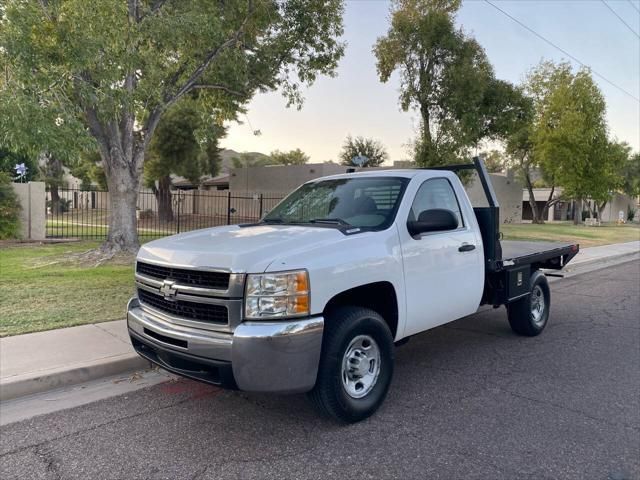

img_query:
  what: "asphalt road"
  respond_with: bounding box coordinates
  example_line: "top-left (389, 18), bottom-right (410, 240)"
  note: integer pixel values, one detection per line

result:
top-left (1, 261), bottom-right (638, 480)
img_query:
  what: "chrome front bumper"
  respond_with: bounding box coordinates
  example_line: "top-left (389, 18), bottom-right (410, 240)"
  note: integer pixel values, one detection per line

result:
top-left (127, 297), bottom-right (324, 394)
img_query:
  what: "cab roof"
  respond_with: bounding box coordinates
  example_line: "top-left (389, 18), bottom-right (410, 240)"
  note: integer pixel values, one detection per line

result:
top-left (306, 168), bottom-right (455, 183)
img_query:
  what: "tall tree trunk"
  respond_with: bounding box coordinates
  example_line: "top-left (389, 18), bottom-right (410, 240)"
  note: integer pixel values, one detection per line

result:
top-left (49, 185), bottom-right (61, 215)
top-left (155, 175), bottom-right (174, 223)
top-left (103, 150), bottom-right (143, 254)
top-left (86, 106), bottom-right (149, 254)
top-left (597, 200), bottom-right (608, 222)
top-left (44, 154), bottom-right (64, 214)
top-left (573, 198), bottom-right (583, 225)
top-left (540, 185), bottom-right (556, 222)
top-left (419, 104), bottom-right (434, 166)
top-left (523, 172), bottom-right (543, 224)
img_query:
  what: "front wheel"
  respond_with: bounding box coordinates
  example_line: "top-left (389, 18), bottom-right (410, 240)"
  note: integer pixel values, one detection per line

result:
top-left (308, 307), bottom-right (394, 423)
top-left (507, 270), bottom-right (550, 336)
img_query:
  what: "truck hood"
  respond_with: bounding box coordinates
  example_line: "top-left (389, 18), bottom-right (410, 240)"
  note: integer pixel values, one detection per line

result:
top-left (137, 224), bottom-right (345, 273)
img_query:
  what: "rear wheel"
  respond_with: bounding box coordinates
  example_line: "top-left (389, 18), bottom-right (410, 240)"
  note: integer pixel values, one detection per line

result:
top-left (308, 307), bottom-right (394, 423)
top-left (507, 270), bottom-right (550, 336)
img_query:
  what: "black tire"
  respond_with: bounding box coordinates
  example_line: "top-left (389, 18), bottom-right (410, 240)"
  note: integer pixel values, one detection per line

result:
top-left (308, 306), bottom-right (394, 423)
top-left (507, 270), bottom-right (550, 336)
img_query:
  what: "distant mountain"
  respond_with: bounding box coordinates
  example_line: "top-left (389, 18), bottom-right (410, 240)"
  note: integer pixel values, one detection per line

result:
top-left (219, 149), bottom-right (271, 173)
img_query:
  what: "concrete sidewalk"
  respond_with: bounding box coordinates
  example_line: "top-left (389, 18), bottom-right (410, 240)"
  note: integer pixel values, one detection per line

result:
top-left (566, 240), bottom-right (639, 267)
top-left (1, 240), bottom-right (638, 402)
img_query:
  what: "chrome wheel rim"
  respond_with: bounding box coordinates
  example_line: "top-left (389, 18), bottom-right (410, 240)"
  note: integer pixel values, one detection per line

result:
top-left (341, 335), bottom-right (381, 399)
top-left (530, 285), bottom-right (545, 325)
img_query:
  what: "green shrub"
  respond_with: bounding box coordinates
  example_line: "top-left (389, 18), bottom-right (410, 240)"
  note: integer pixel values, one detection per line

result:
top-left (628, 206), bottom-right (637, 222)
top-left (0, 172), bottom-right (21, 239)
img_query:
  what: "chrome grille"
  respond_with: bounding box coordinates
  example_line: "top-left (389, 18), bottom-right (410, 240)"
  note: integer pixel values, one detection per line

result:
top-left (136, 262), bottom-right (230, 290)
top-left (134, 261), bottom-right (244, 332)
top-left (137, 289), bottom-right (228, 324)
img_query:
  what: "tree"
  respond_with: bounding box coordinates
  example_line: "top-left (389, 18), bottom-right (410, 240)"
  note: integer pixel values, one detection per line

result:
top-left (587, 140), bottom-right (631, 219)
top-left (505, 61), bottom-right (618, 224)
top-left (339, 136), bottom-right (388, 167)
top-left (1, 0), bottom-right (345, 253)
top-left (503, 86), bottom-right (547, 223)
top-left (374, 0), bottom-right (525, 167)
top-left (270, 148), bottom-right (310, 165)
top-left (506, 62), bottom-right (578, 224)
top-left (144, 99), bottom-right (224, 222)
top-left (480, 149), bottom-right (506, 173)
top-left (620, 151), bottom-right (640, 199)
top-left (530, 63), bottom-right (611, 224)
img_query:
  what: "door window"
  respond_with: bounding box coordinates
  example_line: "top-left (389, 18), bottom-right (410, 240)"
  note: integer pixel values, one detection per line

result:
top-left (409, 178), bottom-right (464, 227)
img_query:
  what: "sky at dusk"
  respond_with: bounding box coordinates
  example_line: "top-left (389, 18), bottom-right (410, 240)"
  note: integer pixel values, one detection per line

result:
top-left (224, 0), bottom-right (640, 163)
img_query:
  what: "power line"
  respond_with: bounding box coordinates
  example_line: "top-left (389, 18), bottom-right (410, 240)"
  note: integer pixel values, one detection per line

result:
top-left (483, 0), bottom-right (640, 103)
top-left (628, 1), bottom-right (640, 15)
top-left (601, 0), bottom-right (640, 39)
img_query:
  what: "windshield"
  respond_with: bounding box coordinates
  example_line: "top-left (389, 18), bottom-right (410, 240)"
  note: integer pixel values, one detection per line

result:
top-left (263, 176), bottom-right (409, 230)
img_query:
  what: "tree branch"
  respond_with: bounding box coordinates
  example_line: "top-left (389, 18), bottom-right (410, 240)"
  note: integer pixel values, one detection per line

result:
top-left (128, 0), bottom-right (138, 22)
top-left (135, 0), bottom-right (169, 22)
top-left (38, 0), bottom-right (53, 22)
top-left (120, 72), bottom-right (136, 161)
top-left (162, 0), bottom-right (254, 106)
top-left (137, 2), bottom-right (255, 158)
top-left (166, 37), bottom-right (238, 103)
top-left (191, 84), bottom-right (246, 97)
top-left (546, 185), bottom-right (555, 205)
top-left (140, 106), bottom-right (165, 154)
top-left (150, 0), bottom-right (168, 13)
top-left (83, 106), bottom-right (111, 166)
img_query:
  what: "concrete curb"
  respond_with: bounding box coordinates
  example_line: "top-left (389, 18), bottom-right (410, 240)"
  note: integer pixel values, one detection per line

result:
top-left (0, 353), bottom-right (151, 402)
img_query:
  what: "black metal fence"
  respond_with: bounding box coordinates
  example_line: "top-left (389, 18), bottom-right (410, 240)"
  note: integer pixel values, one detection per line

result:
top-left (46, 187), bottom-right (285, 239)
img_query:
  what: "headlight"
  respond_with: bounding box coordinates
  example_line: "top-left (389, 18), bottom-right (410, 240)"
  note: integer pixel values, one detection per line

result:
top-left (244, 270), bottom-right (310, 319)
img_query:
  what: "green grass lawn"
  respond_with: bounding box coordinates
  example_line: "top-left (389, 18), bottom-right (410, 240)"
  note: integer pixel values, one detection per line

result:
top-left (46, 219), bottom-right (171, 238)
top-left (0, 242), bottom-right (135, 337)
top-left (501, 222), bottom-right (640, 248)
top-left (46, 220), bottom-right (110, 238)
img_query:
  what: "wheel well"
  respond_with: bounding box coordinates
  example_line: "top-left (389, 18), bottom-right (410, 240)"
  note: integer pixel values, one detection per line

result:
top-left (323, 282), bottom-right (399, 339)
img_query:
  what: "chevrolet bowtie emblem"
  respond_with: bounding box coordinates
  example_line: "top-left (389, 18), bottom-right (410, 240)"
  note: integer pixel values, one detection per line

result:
top-left (159, 280), bottom-right (178, 301)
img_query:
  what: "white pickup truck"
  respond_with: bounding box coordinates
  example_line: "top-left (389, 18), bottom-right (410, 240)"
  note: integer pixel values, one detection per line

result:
top-left (128, 158), bottom-right (579, 422)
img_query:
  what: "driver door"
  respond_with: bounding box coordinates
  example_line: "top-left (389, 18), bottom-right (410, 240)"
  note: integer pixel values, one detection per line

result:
top-left (400, 177), bottom-right (484, 337)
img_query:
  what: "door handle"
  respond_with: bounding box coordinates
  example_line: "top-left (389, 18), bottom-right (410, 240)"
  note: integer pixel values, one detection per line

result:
top-left (458, 243), bottom-right (476, 252)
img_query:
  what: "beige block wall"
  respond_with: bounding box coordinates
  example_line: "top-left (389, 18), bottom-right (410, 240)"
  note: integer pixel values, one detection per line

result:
top-left (464, 172), bottom-right (523, 224)
top-left (191, 191), bottom-right (284, 219)
top-left (11, 182), bottom-right (46, 240)
top-left (600, 193), bottom-right (638, 222)
top-left (229, 163), bottom-right (348, 194)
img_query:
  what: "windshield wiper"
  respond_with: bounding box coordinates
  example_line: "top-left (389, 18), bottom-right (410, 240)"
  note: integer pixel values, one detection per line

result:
top-left (261, 217), bottom-right (284, 224)
top-left (309, 218), bottom-right (352, 227)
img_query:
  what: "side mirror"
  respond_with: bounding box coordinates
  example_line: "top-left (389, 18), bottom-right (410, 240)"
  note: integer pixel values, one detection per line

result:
top-left (407, 209), bottom-right (458, 236)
